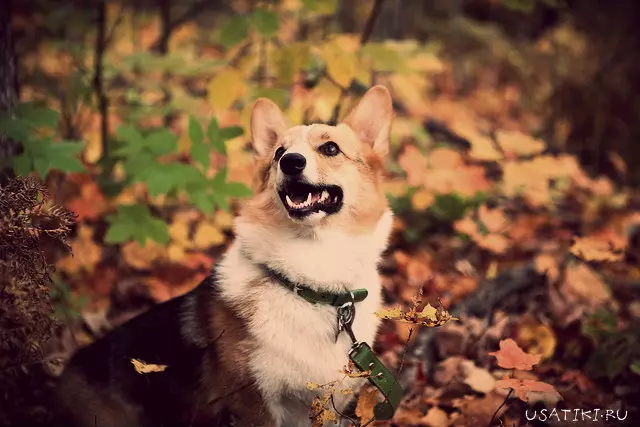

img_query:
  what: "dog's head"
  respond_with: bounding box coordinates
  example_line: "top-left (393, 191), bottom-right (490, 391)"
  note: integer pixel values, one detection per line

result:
top-left (241, 85), bottom-right (393, 234)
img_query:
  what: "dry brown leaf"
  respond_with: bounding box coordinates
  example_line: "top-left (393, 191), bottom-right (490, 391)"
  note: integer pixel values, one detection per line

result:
top-left (398, 145), bottom-right (428, 186)
top-left (495, 129), bottom-right (545, 158)
top-left (570, 236), bottom-right (624, 263)
top-left (460, 360), bottom-right (496, 394)
top-left (450, 121), bottom-right (502, 162)
top-left (495, 378), bottom-right (561, 404)
top-left (355, 386), bottom-right (378, 425)
top-left (130, 358), bottom-right (168, 374)
top-left (421, 406), bottom-right (450, 427)
top-left (561, 262), bottom-right (611, 307)
top-left (489, 338), bottom-right (541, 371)
top-left (122, 240), bottom-right (165, 270)
top-left (452, 392), bottom-right (507, 427)
top-left (193, 221), bottom-right (226, 249)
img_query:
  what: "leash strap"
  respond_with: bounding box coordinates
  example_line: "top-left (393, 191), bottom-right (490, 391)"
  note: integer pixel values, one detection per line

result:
top-left (338, 302), bottom-right (404, 421)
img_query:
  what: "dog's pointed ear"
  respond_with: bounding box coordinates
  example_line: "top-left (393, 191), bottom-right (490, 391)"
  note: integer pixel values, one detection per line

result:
top-left (250, 98), bottom-right (288, 157)
top-left (342, 85), bottom-right (393, 156)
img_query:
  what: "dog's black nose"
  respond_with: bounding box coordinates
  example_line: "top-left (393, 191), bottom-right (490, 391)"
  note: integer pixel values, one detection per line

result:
top-left (279, 153), bottom-right (306, 175)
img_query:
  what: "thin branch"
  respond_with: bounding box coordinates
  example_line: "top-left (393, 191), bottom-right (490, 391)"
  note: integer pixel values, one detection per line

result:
top-left (360, 0), bottom-right (385, 45)
top-left (396, 327), bottom-right (414, 377)
top-left (149, 0), bottom-right (217, 52)
top-left (92, 0), bottom-right (109, 158)
top-left (330, 394), bottom-right (360, 427)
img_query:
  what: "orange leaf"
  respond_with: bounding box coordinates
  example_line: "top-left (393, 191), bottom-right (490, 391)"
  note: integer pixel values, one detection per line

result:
top-left (398, 145), bottom-right (428, 186)
top-left (355, 386), bottom-right (378, 424)
top-left (489, 338), bottom-right (541, 371)
top-left (495, 378), bottom-right (561, 403)
top-left (570, 236), bottom-right (624, 263)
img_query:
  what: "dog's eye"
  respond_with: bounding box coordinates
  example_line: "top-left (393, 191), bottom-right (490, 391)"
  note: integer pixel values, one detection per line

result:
top-left (274, 146), bottom-right (285, 162)
top-left (318, 141), bottom-right (340, 157)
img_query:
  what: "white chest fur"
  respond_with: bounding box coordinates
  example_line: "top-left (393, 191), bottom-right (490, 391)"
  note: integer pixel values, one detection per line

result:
top-left (217, 211), bottom-right (393, 426)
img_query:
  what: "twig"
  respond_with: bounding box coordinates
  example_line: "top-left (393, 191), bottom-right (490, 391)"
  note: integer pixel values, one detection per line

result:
top-left (488, 370), bottom-right (515, 427)
top-left (360, 0), bottom-right (385, 45)
top-left (330, 394), bottom-right (360, 427)
top-left (149, 0), bottom-right (218, 52)
top-left (92, 0), bottom-right (109, 158)
top-left (396, 327), bottom-right (414, 377)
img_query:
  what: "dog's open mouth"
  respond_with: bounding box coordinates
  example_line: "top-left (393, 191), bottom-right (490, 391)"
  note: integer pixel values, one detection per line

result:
top-left (278, 181), bottom-right (343, 218)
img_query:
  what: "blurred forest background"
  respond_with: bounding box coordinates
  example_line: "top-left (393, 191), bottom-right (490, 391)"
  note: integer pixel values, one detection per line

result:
top-left (2, 0), bottom-right (640, 426)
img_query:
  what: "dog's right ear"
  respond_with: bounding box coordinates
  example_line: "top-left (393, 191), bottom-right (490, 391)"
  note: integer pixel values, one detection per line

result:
top-left (250, 98), bottom-right (288, 157)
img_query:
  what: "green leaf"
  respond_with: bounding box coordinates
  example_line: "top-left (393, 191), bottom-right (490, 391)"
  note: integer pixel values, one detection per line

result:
top-left (212, 167), bottom-right (227, 188)
top-left (19, 105), bottom-right (60, 128)
top-left (219, 126), bottom-right (244, 141)
top-left (630, 360), bottom-right (640, 376)
top-left (143, 216), bottom-right (171, 245)
top-left (220, 181), bottom-right (253, 198)
top-left (0, 117), bottom-right (30, 142)
top-left (11, 153), bottom-right (32, 176)
top-left (219, 16), bottom-right (249, 48)
top-left (104, 221), bottom-right (134, 243)
top-left (106, 203), bottom-right (169, 245)
top-left (191, 140), bottom-right (210, 171)
top-left (188, 115), bottom-right (204, 146)
top-left (116, 125), bottom-right (144, 145)
top-left (251, 8), bottom-right (279, 37)
top-left (207, 117), bottom-right (227, 155)
top-left (33, 157), bottom-right (49, 179)
top-left (144, 129), bottom-right (178, 156)
top-left (188, 184), bottom-right (216, 214)
top-left (212, 191), bottom-right (230, 211)
top-left (361, 44), bottom-right (407, 73)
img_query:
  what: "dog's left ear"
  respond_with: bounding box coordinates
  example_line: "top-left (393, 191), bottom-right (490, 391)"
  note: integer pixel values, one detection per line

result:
top-left (342, 85), bottom-right (393, 156)
top-left (251, 98), bottom-right (288, 157)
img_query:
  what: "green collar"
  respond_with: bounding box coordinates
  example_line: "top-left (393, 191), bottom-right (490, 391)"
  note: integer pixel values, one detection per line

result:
top-left (259, 264), bottom-right (368, 307)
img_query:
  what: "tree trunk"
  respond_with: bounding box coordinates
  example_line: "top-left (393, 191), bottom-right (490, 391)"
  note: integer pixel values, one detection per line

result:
top-left (0, 0), bottom-right (20, 180)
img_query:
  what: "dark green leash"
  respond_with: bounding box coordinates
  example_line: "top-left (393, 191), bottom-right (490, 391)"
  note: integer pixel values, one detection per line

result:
top-left (260, 264), bottom-right (404, 421)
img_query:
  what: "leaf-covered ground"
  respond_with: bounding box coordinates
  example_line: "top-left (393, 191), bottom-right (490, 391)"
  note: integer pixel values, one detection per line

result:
top-left (7, 0), bottom-right (640, 425)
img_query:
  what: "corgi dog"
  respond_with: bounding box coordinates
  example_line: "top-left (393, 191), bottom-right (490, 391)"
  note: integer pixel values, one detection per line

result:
top-left (55, 85), bottom-right (395, 427)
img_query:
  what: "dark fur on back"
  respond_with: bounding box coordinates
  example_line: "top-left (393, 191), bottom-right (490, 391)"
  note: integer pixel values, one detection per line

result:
top-left (54, 273), bottom-right (270, 427)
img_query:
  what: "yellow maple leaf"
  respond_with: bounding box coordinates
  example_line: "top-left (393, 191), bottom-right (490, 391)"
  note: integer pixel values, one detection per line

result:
top-left (321, 39), bottom-right (359, 87)
top-left (207, 68), bottom-right (245, 113)
top-left (193, 221), bottom-right (226, 249)
top-left (355, 386), bottom-right (379, 424)
top-left (451, 121), bottom-right (502, 162)
top-left (130, 358), bottom-right (168, 374)
top-left (496, 129), bottom-right (545, 158)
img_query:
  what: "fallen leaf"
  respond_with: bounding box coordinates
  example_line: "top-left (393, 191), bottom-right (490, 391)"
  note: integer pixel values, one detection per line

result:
top-left (451, 121), bottom-right (501, 162)
top-left (495, 129), bottom-right (545, 158)
top-left (560, 370), bottom-right (595, 393)
top-left (461, 360), bottom-right (496, 394)
top-left (433, 356), bottom-right (465, 386)
top-left (193, 221), bottom-right (226, 249)
top-left (57, 224), bottom-right (102, 274)
top-left (411, 188), bottom-right (435, 211)
top-left (130, 358), bottom-right (168, 374)
top-left (122, 240), bottom-right (165, 270)
top-left (421, 406), bottom-right (450, 427)
top-left (495, 378), bottom-right (561, 404)
top-left (570, 236), bottom-right (624, 263)
top-left (398, 145), bottom-right (428, 186)
top-left (66, 180), bottom-right (107, 221)
top-left (489, 338), bottom-right (541, 371)
top-left (452, 392), bottom-right (507, 427)
top-left (355, 386), bottom-right (378, 424)
top-left (561, 262), bottom-right (611, 307)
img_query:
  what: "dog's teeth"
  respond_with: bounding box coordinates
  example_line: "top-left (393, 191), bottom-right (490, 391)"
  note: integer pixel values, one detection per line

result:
top-left (306, 193), bottom-right (312, 204)
top-left (286, 195), bottom-right (295, 207)
top-left (320, 190), bottom-right (329, 201)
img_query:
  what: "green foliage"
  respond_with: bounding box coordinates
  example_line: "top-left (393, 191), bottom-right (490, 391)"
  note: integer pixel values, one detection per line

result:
top-left (111, 118), bottom-right (252, 216)
top-left (50, 279), bottom-right (88, 321)
top-left (582, 310), bottom-right (640, 381)
top-left (301, 0), bottom-right (338, 15)
top-left (0, 102), bottom-right (84, 178)
top-left (105, 203), bottom-right (170, 246)
top-left (219, 7), bottom-right (279, 48)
